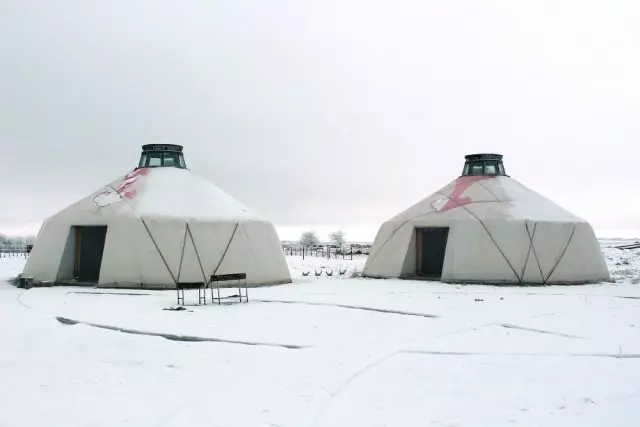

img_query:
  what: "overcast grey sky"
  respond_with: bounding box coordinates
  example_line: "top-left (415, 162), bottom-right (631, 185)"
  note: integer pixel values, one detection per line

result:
top-left (2, 0), bottom-right (639, 240)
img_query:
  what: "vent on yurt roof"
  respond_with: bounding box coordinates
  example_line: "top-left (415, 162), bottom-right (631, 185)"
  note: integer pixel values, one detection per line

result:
top-left (138, 144), bottom-right (187, 169)
top-left (461, 153), bottom-right (508, 177)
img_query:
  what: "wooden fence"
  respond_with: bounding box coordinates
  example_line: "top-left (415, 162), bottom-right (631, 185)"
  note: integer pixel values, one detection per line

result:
top-left (0, 245), bottom-right (31, 258)
top-left (282, 244), bottom-right (371, 260)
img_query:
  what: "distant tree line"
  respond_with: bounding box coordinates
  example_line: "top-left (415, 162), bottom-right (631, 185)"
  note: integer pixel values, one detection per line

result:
top-left (299, 231), bottom-right (320, 247)
top-left (298, 230), bottom-right (346, 248)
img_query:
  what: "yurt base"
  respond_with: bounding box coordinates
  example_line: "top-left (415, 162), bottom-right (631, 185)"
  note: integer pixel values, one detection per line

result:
top-left (50, 279), bottom-right (292, 290)
top-left (370, 275), bottom-right (605, 286)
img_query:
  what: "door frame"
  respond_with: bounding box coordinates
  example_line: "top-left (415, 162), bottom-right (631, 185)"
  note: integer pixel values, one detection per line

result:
top-left (74, 227), bottom-right (82, 279)
top-left (72, 225), bottom-right (108, 282)
top-left (415, 227), bottom-right (450, 278)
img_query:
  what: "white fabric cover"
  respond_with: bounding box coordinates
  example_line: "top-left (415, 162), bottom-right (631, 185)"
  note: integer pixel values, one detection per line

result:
top-left (363, 176), bottom-right (609, 284)
top-left (23, 167), bottom-right (291, 288)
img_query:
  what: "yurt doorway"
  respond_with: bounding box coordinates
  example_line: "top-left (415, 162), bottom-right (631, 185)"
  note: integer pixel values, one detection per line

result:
top-left (73, 226), bottom-right (107, 283)
top-left (416, 227), bottom-right (449, 278)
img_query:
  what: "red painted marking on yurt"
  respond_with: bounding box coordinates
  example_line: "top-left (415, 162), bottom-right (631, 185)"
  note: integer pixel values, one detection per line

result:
top-left (115, 168), bottom-right (149, 200)
top-left (439, 176), bottom-right (492, 212)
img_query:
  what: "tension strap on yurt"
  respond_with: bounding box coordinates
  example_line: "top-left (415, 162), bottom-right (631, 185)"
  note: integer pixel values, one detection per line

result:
top-left (176, 225), bottom-right (189, 283)
top-left (442, 192), bottom-right (521, 283)
top-left (524, 223), bottom-right (545, 283)
top-left (106, 183), bottom-right (179, 287)
top-left (543, 224), bottom-right (576, 285)
top-left (207, 222), bottom-right (239, 286)
top-left (139, 217), bottom-right (178, 286)
top-left (186, 223), bottom-right (208, 285)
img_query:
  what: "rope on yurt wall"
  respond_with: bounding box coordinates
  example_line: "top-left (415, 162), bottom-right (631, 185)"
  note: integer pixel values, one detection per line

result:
top-left (176, 225), bottom-right (189, 282)
top-left (460, 206), bottom-right (522, 283)
top-left (475, 181), bottom-right (502, 202)
top-left (365, 218), bottom-right (412, 268)
top-left (186, 223), bottom-right (208, 285)
top-left (543, 224), bottom-right (576, 285)
top-left (139, 218), bottom-right (178, 286)
top-left (207, 222), bottom-right (239, 285)
top-left (365, 208), bottom-right (445, 269)
top-left (520, 223), bottom-right (535, 280)
top-left (434, 190), bottom-right (522, 283)
top-left (105, 183), bottom-right (178, 287)
top-left (523, 222), bottom-right (545, 283)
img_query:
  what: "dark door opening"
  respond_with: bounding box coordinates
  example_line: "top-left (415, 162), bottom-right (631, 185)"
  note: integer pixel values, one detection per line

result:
top-left (74, 226), bottom-right (107, 282)
top-left (416, 227), bottom-right (449, 278)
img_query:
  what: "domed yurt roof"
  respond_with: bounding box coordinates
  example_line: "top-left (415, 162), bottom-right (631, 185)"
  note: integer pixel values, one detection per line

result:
top-left (363, 153), bottom-right (609, 284)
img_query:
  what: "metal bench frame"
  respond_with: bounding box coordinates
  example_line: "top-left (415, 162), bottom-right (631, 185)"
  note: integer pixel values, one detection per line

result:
top-left (176, 282), bottom-right (206, 306)
top-left (210, 273), bottom-right (248, 304)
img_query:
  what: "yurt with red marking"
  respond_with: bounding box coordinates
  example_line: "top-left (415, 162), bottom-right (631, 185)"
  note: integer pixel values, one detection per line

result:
top-left (363, 154), bottom-right (609, 284)
top-left (22, 144), bottom-right (291, 288)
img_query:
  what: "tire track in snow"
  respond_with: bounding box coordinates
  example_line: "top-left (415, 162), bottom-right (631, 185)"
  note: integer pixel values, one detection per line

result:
top-left (253, 299), bottom-right (440, 318)
top-left (56, 316), bottom-right (309, 349)
top-left (310, 348), bottom-right (640, 426)
top-left (498, 323), bottom-right (585, 339)
top-left (436, 322), bottom-right (584, 339)
top-left (311, 350), bottom-right (402, 427)
top-left (16, 289), bottom-right (31, 309)
top-left (67, 291), bottom-right (153, 296)
top-left (401, 350), bottom-right (640, 359)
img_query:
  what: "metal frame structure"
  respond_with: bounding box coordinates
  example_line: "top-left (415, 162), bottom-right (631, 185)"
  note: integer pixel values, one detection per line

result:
top-left (210, 273), bottom-right (248, 304)
top-left (176, 282), bottom-right (207, 305)
top-left (461, 153), bottom-right (508, 177)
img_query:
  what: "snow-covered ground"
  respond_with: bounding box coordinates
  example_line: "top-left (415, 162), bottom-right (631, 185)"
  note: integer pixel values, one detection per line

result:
top-left (600, 239), bottom-right (640, 284)
top-left (1, 241), bottom-right (639, 426)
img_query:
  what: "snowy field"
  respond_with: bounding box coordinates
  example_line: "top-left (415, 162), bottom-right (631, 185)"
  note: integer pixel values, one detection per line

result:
top-left (1, 241), bottom-right (639, 426)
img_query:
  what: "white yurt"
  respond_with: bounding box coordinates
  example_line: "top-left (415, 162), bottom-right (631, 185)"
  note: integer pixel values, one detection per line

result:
top-left (363, 154), bottom-right (609, 284)
top-left (23, 144), bottom-right (291, 288)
